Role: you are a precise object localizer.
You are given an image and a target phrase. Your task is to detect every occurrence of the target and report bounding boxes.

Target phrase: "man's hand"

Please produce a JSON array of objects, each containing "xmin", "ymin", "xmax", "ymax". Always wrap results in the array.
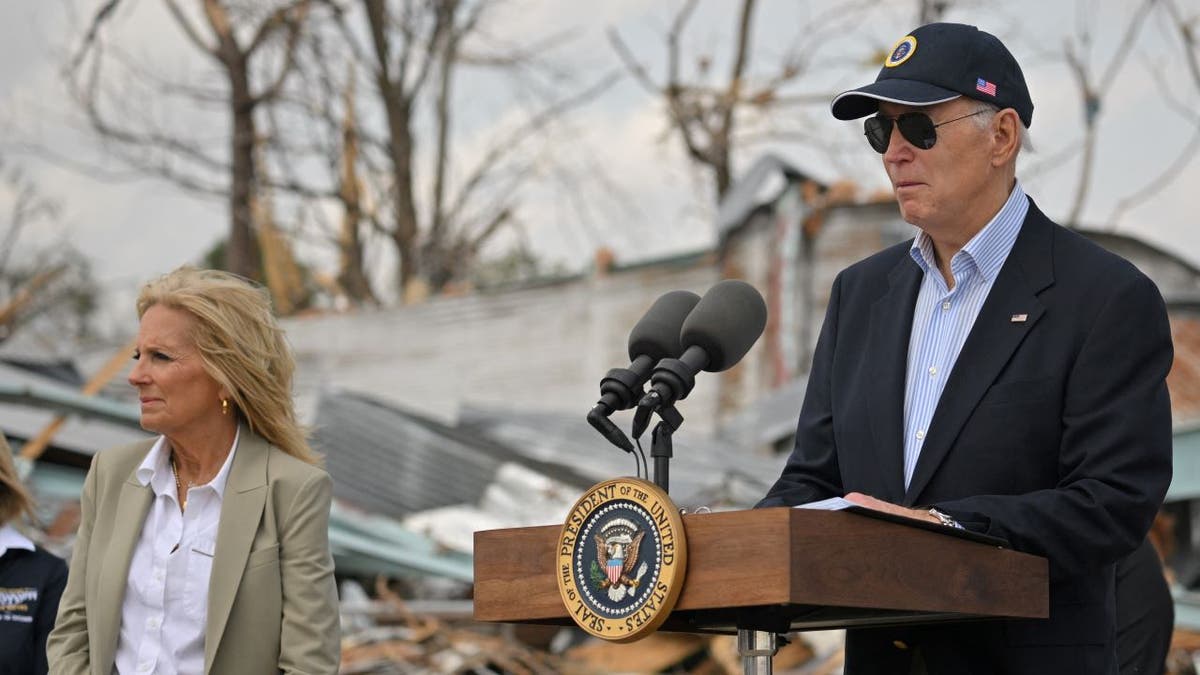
[{"xmin": 844, "ymin": 492, "xmax": 940, "ymax": 524}]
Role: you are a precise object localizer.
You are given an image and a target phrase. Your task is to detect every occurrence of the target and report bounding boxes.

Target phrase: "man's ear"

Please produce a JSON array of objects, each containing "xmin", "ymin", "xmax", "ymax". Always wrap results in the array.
[{"xmin": 991, "ymin": 108, "xmax": 1022, "ymax": 166}]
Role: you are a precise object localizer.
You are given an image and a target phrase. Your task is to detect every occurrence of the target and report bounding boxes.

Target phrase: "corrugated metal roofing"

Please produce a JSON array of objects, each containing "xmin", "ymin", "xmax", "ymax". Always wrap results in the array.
[
  {"xmin": 309, "ymin": 389, "xmax": 595, "ymax": 520},
  {"xmin": 715, "ymin": 153, "xmax": 807, "ymax": 238}
]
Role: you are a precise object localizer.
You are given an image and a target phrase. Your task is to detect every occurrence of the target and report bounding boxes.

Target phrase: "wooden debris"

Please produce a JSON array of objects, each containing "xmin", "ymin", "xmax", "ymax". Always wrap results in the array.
[
  {"xmin": 338, "ymin": 576, "xmax": 838, "ymax": 674},
  {"xmin": 563, "ymin": 632, "xmax": 707, "ymax": 673},
  {"xmin": 340, "ymin": 612, "xmax": 833, "ymax": 674}
]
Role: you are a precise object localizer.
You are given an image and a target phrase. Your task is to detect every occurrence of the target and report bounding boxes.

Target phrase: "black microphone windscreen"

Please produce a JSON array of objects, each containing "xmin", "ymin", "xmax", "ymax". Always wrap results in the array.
[
  {"xmin": 679, "ymin": 280, "xmax": 767, "ymax": 372},
  {"xmin": 627, "ymin": 290, "xmax": 701, "ymax": 361}
]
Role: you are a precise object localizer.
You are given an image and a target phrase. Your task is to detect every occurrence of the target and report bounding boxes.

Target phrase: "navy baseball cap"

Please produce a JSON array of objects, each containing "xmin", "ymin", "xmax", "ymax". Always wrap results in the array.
[{"xmin": 832, "ymin": 23, "xmax": 1034, "ymax": 128}]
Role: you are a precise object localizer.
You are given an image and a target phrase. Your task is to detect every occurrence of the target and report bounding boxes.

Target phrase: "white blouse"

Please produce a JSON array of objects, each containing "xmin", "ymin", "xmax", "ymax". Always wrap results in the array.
[{"xmin": 113, "ymin": 431, "xmax": 237, "ymax": 675}]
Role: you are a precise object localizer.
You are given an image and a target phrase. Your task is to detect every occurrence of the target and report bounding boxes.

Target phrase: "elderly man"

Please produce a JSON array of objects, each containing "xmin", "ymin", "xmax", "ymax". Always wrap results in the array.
[{"xmin": 758, "ymin": 22, "xmax": 1173, "ymax": 674}]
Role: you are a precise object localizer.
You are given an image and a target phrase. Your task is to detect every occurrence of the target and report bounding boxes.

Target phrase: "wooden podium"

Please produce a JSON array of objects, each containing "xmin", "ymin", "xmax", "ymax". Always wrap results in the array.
[{"xmin": 475, "ymin": 506, "xmax": 1048, "ymax": 671}]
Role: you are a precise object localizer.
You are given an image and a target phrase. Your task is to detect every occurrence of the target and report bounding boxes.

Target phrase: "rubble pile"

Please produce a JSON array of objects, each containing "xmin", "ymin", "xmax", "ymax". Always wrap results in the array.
[
  {"xmin": 338, "ymin": 581, "xmax": 844, "ymax": 674},
  {"xmin": 1169, "ymin": 629, "xmax": 1200, "ymax": 675}
]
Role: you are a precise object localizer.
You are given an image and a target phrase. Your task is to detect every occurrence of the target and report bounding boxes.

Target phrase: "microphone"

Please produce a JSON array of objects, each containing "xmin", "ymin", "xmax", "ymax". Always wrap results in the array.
[
  {"xmin": 587, "ymin": 290, "xmax": 701, "ymax": 452},
  {"xmin": 632, "ymin": 280, "xmax": 767, "ymax": 438}
]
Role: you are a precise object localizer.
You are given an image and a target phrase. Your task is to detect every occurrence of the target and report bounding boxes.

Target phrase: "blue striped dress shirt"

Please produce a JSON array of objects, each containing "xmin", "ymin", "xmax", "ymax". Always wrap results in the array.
[{"xmin": 902, "ymin": 183, "xmax": 1029, "ymax": 489}]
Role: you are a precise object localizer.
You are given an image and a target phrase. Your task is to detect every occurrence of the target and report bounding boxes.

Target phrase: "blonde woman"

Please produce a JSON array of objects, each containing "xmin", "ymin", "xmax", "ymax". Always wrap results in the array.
[
  {"xmin": 48, "ymin": 267, "xmax": 339, "ymax": 675},
  {"xmin": 0, "ymin": 432, "xmax": 67, "ymax": 675}
]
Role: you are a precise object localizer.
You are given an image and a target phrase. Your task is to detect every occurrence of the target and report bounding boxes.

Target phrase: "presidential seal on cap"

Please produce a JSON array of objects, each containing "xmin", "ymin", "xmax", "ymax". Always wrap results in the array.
[
  {"xmin": 832, "ymin": 22, "xmax": 1034, "ymax": 128},
  {"xmin": 556, "ymin": 477, "xmax": 687, "ymax": 642}
]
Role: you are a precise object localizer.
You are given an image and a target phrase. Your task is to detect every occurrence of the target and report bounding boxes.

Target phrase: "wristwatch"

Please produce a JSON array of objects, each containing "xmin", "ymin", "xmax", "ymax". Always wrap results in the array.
[{"xmin": 927, "ymin": 507, "xmax": 961, "ymax": 529}]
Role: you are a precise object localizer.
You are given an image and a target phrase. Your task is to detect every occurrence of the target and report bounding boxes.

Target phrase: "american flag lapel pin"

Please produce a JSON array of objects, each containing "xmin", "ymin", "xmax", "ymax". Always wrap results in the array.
[{"xmin": 1010, "ymin": 313, "xmax": 1028, "ymax": 323}]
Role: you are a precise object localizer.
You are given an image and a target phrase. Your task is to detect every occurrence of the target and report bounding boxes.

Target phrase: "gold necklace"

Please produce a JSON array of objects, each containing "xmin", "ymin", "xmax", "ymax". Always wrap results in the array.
[{"xmin": 170, "ymin": 455, "xmax": 192, "ymax": 512}]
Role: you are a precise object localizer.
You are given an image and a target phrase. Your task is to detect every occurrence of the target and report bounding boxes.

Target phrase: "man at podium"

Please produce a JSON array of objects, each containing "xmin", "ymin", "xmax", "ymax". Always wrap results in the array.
[{"xmin": 758, "ymin": 22, "xmax": 1172, "ymax": 675}]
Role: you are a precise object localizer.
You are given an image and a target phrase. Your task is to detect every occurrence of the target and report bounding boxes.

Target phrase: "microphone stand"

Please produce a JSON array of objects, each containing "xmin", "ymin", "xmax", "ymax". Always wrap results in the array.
[
  {"xmin": 648, "ymin": 404, "xmax": 683, "ymax": 493},
  {"xmin": 648, "ymin": 401, "xmax": 686, "ymax": 492}
]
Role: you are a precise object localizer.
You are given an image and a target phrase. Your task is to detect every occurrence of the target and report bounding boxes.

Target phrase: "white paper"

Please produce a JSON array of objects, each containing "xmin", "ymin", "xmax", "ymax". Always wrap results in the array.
[{"xmin": 792, "ymin": 496, "xmax": 855, "ymax": 510}]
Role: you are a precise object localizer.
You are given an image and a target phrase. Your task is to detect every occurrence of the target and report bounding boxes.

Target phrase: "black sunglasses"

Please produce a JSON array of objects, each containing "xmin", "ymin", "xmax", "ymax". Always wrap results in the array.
[{"xmin": 864, "ymin": 109, "xmax": 990, "ymax": 153}]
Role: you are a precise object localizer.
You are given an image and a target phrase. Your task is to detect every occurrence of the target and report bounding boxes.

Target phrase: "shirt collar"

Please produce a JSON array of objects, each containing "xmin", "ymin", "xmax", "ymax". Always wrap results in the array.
[
  {"xmin": 909, "ymin": 181, "xmax": 1028, "ymax": 283},
  {"xmin": 0, "ymin": 522, "xmax": 35, "ymax": 556},
  {"xmin": 136, "ymin": 428, "xmax": 241, "ymax": 498}
]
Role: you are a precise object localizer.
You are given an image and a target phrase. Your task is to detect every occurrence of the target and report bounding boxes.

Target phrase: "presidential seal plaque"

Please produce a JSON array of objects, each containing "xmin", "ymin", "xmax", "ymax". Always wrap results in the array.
[{"xmin": 556, "ymin": 477, "xmax": 687, "ymax": 642}]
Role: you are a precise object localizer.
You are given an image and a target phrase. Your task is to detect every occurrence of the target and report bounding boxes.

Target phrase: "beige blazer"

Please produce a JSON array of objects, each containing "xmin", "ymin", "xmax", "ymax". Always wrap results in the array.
[{"xmin": 47, "ymin": 426, "xmax": 340, "ymax": 675}]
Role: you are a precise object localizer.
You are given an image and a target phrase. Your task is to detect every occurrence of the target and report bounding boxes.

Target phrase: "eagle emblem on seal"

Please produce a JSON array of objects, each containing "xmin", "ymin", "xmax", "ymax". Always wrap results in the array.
[{"xmin": 592, "ymin": 518, "xmax": 649, "ymax": 602}]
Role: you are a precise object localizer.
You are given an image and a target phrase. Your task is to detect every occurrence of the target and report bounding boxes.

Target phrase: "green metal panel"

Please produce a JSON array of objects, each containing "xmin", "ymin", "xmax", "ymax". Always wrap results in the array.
[
  {"xmin": 1168, "ymin": 426, "xmax": 1200, "ymax": 503},
  {"xmin": 328, "ymin": 502, "xmax": 474, "ymax": 581},
  {"xmin": 1175, "ymin": 592, "xmax": 1200, "ymax": 630},
  {"xmin": 0, "ymin": 383, "xmax": 140, "ymax": 427},
  {"xmin": 26, "ymin": 462, "xmax": 87, "ymax": 502}
]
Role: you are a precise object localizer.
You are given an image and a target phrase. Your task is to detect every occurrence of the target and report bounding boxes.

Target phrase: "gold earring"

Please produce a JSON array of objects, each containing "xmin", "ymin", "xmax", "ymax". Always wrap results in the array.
[{"xmin": 221, "ymin": 398, "xmax": 229, "ymax": 415}]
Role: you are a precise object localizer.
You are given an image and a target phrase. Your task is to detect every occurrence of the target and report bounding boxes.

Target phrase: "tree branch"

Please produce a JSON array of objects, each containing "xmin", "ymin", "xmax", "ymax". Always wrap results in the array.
[
  {"xmin": 251, "ymin": 2, "xmax": 312, "ymax": 105},
  {"xmin": 664, "ymin": 0, "xmax": 710, "ymax": 166},
  {"xmin": 429, "ymin": 0, "xmax": 459, "ymax": 245},
  {"xmin": 163, "ymin": 0, "xmax": 220, "ymax": 59},
  {"xmin": 1097, "ymin": 0, "xmax": 1157, "ymax": 96},
  {"xmin": 247, "ymin": 1, "xmax": 309, "ymax": 56},
  {"xmin": 606, "ymin": 27, "xmax": 660, "ymax": 94},
  {"xmin": 1108, "ymin": 54, "xmax": 1200, "ymax": 225},
  {"xmin": 68, "ymin": 0, "xmax": 124, "ymax": 73},
  {"xmin": 445, "ymin": 70, "xmax": 622, "ymax": 228},
  {"xmin": 1164, "ymin": 0, "xmax": 1200, "ymax": 91},
  {"xmin": 1107, "ymin": 125, "xmax": 1200, "ymax": 226},
  {"xmin": 719, "ymin": 0, "xmax": 757, "ymax": 144}
]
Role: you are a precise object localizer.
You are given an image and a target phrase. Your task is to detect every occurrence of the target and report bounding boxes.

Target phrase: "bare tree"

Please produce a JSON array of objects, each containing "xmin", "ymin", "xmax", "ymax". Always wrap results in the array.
[
  {"xmin": 1061, "ymin": 0, "xmax": 1158, "ymax": 226},
  {"xmin": 252, "ymin": 21, "xmax": 380, "ymax": 306},
  {"xmin": 1016, "ymin": 0, "xmax": 1200, "ymax": 231},
  {"xmin": 0, "ymin": 158, "xmax": 97, "ymax": 343},
  {"xmin": 608, "ymin": 0, "xmax": 889, "ymax": 203},
  {"xmin": 332, "ymin": 68, "xmax": 378, "ymax": 305},
  {"xmin": 342, "ymin": 0, "xmax": 619, "ymax": 301},
  {"xmin": 65, "ymin": 0, "xmax": 317, "ymax": 283},
  {"xmin": 609, "ymin": 0, "xmax": 755, "ymax": 201},
  {"xmin": 1105, "ymin": 0, "xmax": 1200, "ymax": 225}
]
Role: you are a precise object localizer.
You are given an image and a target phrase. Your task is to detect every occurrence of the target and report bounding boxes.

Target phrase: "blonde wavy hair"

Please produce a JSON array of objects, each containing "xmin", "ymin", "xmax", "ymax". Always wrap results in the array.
[
  {"xmin": 0, "ymin": 433, "xmax": 35, "ymax": 526},
  {"xmin": 137, "ymin": 266, "xmax": 319, "ymax": 465}
]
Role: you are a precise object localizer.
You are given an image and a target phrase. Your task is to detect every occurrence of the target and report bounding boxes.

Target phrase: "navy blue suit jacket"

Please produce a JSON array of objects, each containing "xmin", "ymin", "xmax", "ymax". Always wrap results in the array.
[{"xmin": 759, "ymin": 199, "xmax": 1173, "ymax": 674}]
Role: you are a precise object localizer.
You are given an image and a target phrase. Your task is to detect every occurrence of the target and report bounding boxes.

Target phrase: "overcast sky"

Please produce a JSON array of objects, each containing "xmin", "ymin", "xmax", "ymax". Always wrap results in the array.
[{"xmin": 2, "ymin": 0, "xmax": 1198, "ymax": 337}]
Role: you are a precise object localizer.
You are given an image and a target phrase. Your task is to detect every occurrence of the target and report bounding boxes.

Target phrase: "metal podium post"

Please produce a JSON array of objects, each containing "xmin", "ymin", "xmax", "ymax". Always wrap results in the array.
[{"xmin": 737, "ymin": 629, "xmax": 778, "ymax": 674}]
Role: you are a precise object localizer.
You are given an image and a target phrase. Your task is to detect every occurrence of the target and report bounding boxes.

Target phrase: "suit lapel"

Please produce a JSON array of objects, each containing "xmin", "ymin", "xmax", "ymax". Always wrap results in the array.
[
  {"xmin": 94, "ymin": 464, "xmax": 154, "ymax": 672},
  {"xmin": 204, "ymin": 425, "xmax": 269, "ymax": 673},
  {"xmin": 903, "ymin": 201, "xmax": 1056, "ymax": 504},
  {"xmin": 867, "ymin": 254, "xmax": 922, "ymax": 502}
]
